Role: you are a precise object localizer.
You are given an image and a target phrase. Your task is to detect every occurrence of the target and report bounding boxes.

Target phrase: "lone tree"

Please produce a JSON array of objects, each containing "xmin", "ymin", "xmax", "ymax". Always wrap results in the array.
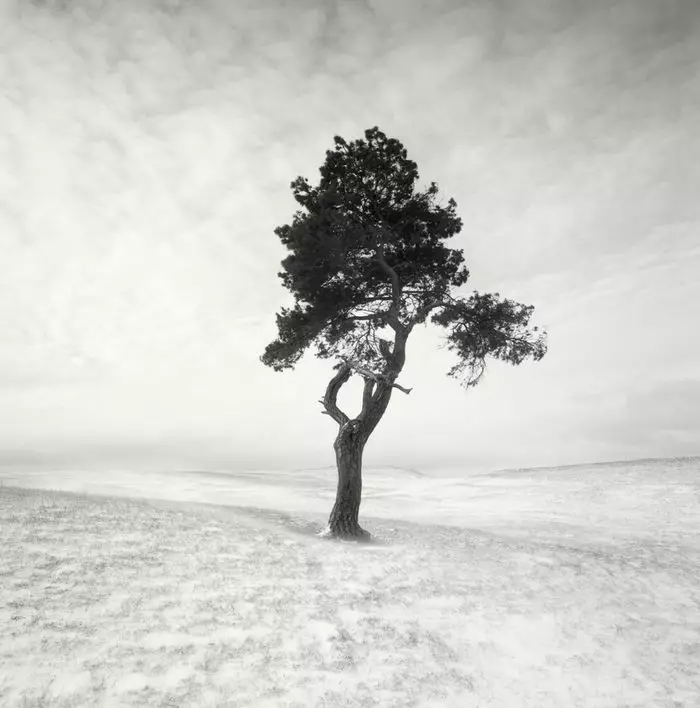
[{"xmin": 261, "ymin": 127, "xmax": 547, "ymax": 540}]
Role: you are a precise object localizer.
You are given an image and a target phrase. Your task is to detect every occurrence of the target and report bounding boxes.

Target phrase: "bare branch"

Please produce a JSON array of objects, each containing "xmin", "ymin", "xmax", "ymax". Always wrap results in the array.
[
  {"xmin": 319, "ymin": 364, "xmax": 351, "ymax": 425},
  {"xmin": 341, "ymin": 358, "xmax": 412, "ymax": 395},
  {"xmin": 346, "ymin": 313, "xmax": 383, "ymax": 322},
  {"xmin": 372, "ymin": 256, "xmax": 400, "ymax": 297},
  {"xmin": 459, "ymin": 358, "xmax": 486, "ymax": 389},
  {"xmin": 373, "ymin": 256, "xmax": 401, "ymax": 322}
]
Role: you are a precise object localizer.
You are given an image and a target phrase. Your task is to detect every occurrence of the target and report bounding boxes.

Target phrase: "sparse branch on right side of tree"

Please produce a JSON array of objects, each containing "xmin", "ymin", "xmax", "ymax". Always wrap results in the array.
[{"xmin": 430, "ymin": 292, "xmax": 547, "ymax": 387}]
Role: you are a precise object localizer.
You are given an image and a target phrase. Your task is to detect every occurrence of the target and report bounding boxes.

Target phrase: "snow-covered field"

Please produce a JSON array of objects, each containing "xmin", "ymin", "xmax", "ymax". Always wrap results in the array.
[{"xmin": 1, "ymin": 457, "xmax": 699, "ymax": 707}]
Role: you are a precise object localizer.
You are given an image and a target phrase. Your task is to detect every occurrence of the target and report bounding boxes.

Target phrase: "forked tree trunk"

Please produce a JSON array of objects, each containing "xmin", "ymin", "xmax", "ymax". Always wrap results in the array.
[
  {"xmin": 327, "ymin": 423, "xmax": 370, "ymax": 540},
  {"xmin": 321, "ymin": 371, "xmax": 397, "ymax": 541}
]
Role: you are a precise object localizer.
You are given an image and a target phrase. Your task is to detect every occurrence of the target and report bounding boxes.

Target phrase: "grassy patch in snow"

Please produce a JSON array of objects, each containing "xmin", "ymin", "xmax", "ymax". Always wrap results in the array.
[{"xmin": 1, "ymin": 485, "xmax": 699, "ymax": 707}]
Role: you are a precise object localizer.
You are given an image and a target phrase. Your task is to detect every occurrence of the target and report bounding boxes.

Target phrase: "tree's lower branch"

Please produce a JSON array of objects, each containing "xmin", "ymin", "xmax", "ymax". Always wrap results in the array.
[
  {"xmin": 319, "ymin": 364, "xmax": 352, "ymax": 425},
  {"xmin": 391, "ymin": 381, "xmax": 413, "ymax": 395},
  {"xmin": 342, "ymin": 358, "xmax": 413, "ymax": 395}
]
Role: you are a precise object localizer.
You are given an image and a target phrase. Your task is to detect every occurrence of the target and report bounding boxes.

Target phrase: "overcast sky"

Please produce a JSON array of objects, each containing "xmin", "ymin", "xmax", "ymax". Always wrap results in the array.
[{"xmin": 1, "ymin": 0, "xmax": 699, "ymax": 472}]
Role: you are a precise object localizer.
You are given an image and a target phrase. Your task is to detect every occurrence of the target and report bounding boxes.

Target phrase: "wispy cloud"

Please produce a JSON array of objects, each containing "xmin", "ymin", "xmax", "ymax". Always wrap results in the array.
[{"xmin": 1, "ymin": 0, "xmax": 698, "ymax": 467}]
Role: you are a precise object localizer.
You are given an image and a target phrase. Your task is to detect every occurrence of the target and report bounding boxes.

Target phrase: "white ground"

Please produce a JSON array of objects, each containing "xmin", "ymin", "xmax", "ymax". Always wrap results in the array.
[{"xmin": 1, "ymin": 457, "xmax": 699, "ymax": 707}]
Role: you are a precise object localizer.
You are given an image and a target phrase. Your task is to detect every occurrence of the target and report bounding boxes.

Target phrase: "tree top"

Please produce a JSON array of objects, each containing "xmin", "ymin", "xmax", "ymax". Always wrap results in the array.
[{"xmin": 262, "ymin": 127, "xmax": 546, "ymax": 388}]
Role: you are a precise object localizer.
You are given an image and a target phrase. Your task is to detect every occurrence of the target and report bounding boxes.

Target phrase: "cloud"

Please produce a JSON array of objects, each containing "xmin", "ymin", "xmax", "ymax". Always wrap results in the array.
[{"xmin": 0, "ymin": 0, "xmax": 699, "ymax": 468}]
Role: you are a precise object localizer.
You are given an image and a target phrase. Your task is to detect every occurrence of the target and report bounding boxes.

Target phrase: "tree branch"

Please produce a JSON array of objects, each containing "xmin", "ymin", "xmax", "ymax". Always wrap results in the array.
[
  {"xmin": 360, "ymin": 377, "xmax": 375, "ymax": 419},
  {"xmin": 378, "ymin": 338, "xmax": 392, "ymax": 361},
  {"xmin": 319, "ymin": 364, "xmax": 352, "ymax": 425},
  {"xmin": 346, "ymin": 312, "xmax": 385, "ymax": 322},
  {"xmin": 342, "ymin": 358, "xmax": 413, "ymax": 395},
  {"xmin": 369, "ymin": 230, "xmax": 403, "ymax": 332},
  {"xmin": 373, "ymin": 257, "xmax": 401, "ymax": 322},
  {"xmin": 407, "ymin": 298, "xmax": 441, "ymax": 331},
  {"xmin": 360, "ymin": 381, "xmax": 394, "ymax": 439},
  {"xmin": 373, "ymin": 255, "xmax": 401, "ymax": 301}
]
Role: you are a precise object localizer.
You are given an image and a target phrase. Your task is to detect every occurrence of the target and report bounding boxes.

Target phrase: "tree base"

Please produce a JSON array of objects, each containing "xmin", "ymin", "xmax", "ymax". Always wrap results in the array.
[{"xmin": 319, "ymin": 522, "xmax": 371, "ymax": 542}]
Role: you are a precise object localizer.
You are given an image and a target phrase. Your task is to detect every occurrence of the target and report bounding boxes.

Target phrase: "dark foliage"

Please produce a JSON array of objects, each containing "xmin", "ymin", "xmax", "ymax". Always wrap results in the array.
[{"xmin": 262, "ymin": 127, "xmax": 546, "ymax": 386}]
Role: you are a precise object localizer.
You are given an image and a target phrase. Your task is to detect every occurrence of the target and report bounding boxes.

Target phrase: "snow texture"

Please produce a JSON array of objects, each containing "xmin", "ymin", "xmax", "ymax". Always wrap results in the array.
[{"xmin": 1, "ymin": 457, "xmax": 699, "ymax": 707}]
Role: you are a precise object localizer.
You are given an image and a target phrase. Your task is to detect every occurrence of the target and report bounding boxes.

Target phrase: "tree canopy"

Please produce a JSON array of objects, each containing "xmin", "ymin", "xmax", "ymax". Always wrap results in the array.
[{"xmin": 261, "ymin": 126, "xmax": 546, "ymax": 389}]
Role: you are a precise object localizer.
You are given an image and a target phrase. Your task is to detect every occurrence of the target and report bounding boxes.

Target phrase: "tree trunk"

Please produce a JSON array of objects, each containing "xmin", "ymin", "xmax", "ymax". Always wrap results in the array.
[{"xmin": 327, "ymin": 422, "xmax": 370, "ymax": 540}]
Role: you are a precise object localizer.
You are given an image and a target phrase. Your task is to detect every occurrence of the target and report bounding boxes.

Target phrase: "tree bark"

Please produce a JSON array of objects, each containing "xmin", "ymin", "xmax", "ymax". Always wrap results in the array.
[
  {"xmin": 320, "ymin": 338, "xmax": 408, "ymax": 540},
  {"xmin": 327, "ymin": 421, "xmax": 370, "ymax": 540}
]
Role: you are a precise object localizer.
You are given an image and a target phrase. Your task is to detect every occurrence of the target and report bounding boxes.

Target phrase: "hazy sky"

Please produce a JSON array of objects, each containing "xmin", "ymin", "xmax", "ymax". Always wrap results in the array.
[{"xmin": 1, "ymin": 0, "xmax": 699, "ymax": 471}]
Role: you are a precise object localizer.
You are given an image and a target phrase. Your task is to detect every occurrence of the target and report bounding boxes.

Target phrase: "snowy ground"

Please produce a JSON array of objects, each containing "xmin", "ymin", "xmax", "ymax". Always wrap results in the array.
[{"xmin": 1, "ymin": 457, "xmax": 699, "ymax": 707}]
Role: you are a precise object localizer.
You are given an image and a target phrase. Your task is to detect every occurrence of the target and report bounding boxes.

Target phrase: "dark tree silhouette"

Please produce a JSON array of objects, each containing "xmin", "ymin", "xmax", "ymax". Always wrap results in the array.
[{"xmin": 262, "ymin": 127, "xmax": 547, "ymax": 540}]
